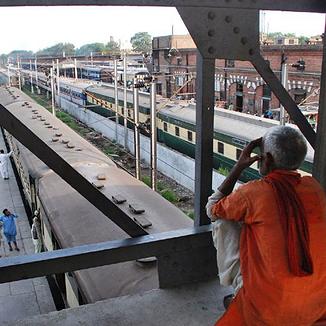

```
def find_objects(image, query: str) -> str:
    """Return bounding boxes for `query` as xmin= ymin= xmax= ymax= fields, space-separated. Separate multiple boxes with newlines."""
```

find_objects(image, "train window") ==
xmin=218 ymin=142 xmax=224 ymax=154
xmin=163 ymin=122 xmax=168 ymax=132
xmin=187 ymin=131 xmax=193 ymax=142
xmin=175 ymin=126 xmax=180 ymax=137
xmin=121 ymin=107 xmax=124 ymax=115
xmin=236 ymin=148 xmax=242 ymax=160
xmin=128 ymin=109 xmax=131 ymax=118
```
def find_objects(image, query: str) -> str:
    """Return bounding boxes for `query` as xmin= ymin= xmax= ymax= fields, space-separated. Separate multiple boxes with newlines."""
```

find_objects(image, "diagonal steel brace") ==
xmin=0 ymin=104 xmax=148 ymax=237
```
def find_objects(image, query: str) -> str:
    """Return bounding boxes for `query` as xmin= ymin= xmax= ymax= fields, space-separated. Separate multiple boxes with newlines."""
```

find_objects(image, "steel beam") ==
xmin=0 ymin=104 xmax=147 ymax=237
xmin=251 ymin=54 xmax=316 ymax=148
xmin=178 ymin=7 xmax=259 ymax=60
xmin=313 ymin=21 xmax=326 ymax=190
xmin=193 ymin=53 xmax=215 ymax=226
xmin=0 ymin=225 xmax=213 ymax=284
xmin=0 ymin=0 xmax=324 ymax=12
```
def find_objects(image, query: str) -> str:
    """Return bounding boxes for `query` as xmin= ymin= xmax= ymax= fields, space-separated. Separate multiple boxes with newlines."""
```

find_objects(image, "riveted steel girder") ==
xmin=0 ymin=0 xmax=324 ymax=13
xmin=178 ymin=8 xmax=259 ymax=60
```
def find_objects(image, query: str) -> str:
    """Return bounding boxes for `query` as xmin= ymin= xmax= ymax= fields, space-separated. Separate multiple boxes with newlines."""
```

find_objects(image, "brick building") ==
xmin=152 ymin=34 xmax=322 ymax=116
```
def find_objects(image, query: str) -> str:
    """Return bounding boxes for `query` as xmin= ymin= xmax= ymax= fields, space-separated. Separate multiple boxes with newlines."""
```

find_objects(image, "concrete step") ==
xmin=8 ymin=279 xmax=231 ymax=326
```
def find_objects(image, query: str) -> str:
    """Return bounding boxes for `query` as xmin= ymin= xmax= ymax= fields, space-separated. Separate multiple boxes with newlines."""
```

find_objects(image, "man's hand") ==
xmin=217 ymin=138 xmax=262 ymax=196
xmin=236 ymin=138 xmax=262 ymax=170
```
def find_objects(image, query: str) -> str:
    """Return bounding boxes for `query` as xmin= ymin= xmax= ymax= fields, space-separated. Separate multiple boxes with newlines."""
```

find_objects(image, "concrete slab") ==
xmin=9 ymin=280 xmax=232 ymax=326
xmin=0 ymin=293 xmax=40 ymax=324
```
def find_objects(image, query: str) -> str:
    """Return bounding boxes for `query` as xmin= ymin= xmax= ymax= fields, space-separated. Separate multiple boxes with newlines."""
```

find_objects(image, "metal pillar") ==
xmin=194 ymin=53 xmax=215 ymax=226
xmin=7 ymin=65 xmax=10 ymax=87
xmin=150 ymin=81 xmax=157 ymax=191
xmin=17 ymin=58 xmax=21 ymax=90
xmin=50 ymin=68 xmax=55 ymax=116
xmin=280 ymin=62 xmax=288 ymax=125
xmin=114 ymin=59 xmax=119 ymax=142
xmin=56 ymin=59 xmax=60 ymax=106
xmin=35 ymin=58 xmax=39 ymax=94
xmin=313 ymin=21 xmax=326 ymax=190
xmin=123 ymin=54 xmax=128 ymax=149
xmin=133 ymin=84 xmax=141 ymax=180
xmin=74 ymin=58 xmax=78 ymax=80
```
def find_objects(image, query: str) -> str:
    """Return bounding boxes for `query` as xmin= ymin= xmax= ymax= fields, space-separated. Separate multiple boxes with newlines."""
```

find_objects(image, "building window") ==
xmin=289 ymin=39 xmax=295 ymax=45
xmin=187 ymin=131 xmax=193 ymax=142
xmin=226 ymin=60 xmax=235 ymax=68
xmin=121 ymin=107 xmax=124 ymax=115
xmin=236 ymin=148 xmax=242 ymax=160
xmin=163 ymin=122 xmax=168 ymax=132
xmin=175 ymin=126 xmax=180 ymax=137
xmin=218 ymin=142 xmax=224 ymax=154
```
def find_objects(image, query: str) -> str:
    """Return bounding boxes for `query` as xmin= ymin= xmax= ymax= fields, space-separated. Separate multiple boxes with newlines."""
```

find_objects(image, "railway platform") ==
xmin=0 ymin=132 xmax=56 ymax=324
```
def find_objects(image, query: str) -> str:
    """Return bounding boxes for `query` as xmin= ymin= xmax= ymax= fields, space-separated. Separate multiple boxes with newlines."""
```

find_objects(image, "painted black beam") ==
xmin=193 ymin=53 xmax=215 ymax=226
xmin=0 ymin=104 xmax=148 ymax=237
xmin=0 ymin=0 xmax=324 ymax=13
xmin=313 ymin=21 xmax=326 ymax=190
xmin=0 ymin=225 xmax=212 ymax=284
xmin=251 ymin=53 xmax=316 ymax=149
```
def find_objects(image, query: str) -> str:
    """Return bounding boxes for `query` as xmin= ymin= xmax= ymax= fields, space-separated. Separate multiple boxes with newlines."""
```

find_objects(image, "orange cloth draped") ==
xmin=264 ymin=170 xmax=313 ymax=276
xmin=212 ymin=173 xmax=326 ymax=325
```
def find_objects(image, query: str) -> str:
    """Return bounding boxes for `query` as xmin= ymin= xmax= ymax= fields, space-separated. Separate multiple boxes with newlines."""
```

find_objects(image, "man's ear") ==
xmin=265 ymin=152 xmax=274 ymax=169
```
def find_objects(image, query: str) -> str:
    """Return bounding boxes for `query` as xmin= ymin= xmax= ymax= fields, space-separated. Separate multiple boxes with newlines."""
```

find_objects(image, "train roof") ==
xmin=0 ymin=86 xmax=192 ymax=302
xmin=159 ymin=102 xmax=314 ymax=162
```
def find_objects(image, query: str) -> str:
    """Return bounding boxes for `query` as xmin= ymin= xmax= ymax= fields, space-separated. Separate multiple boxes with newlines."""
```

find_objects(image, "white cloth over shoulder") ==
xmin=206 ymin=190 xmax=243 ymax=293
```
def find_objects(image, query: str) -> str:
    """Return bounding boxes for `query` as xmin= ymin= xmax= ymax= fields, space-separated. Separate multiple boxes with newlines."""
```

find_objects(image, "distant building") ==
xmin=152 ymin=35 xmax=322 ymax=115
xmin=308 ymin=35 xmax=324 ymax=45
xmin=274 ymin=36 xmax=299 ymax=46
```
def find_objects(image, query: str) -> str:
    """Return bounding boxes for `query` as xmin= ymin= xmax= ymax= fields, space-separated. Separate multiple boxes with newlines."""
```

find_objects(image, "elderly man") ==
xmin=206 ymin=126 xmax=326 ymax=325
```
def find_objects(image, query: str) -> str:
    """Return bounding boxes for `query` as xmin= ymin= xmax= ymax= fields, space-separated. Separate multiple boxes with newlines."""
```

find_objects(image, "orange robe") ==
xmin=212 ymin=175 xmax=326 ymax=326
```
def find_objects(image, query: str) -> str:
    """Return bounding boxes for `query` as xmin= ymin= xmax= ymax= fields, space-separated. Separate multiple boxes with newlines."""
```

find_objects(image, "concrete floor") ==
xmin=0 ymin=133 xmax=56 ymax=324
xmin=10 ymin=279 xmax=231 ymax=326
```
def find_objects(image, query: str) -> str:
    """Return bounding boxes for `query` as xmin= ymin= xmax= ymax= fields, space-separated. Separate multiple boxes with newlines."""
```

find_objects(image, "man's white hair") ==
xmin=263 ymin=126 xmax=307 ymax=170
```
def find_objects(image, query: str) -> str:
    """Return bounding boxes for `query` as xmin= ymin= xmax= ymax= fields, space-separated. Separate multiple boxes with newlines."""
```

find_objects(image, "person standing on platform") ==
xmin=31 ymin=210 xmax=42 ymax=253
xmin=0 ymin=209 xmax=19 ymax=252
xmin=0 ymin=149 xmax=13 ymax=180
xmin=207 ymin=126 xmax=326 ymax=325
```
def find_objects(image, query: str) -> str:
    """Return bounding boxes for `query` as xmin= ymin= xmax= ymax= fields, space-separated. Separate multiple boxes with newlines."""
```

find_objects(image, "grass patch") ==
xmin=160 ymin=188 xmax=179 ymax=203
xmin=141 ymin=175 xmax=151 ymax=187
xmin=218 ymin=166 xmax=229 ymax=176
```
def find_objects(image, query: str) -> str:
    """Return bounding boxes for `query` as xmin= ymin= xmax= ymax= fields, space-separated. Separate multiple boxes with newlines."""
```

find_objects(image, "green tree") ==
xmin=36 ymin=43 xmax=75 ymax=56
xmin=130 ymin=32 xmax=152 ymax=54
xmin=105 ymin=37 xmax=120 ymax=52
xmin=76 ymin=43 xmax=106 ymax=56
xmin=298 ymin=36 xmax=309 ymax=45
xmin=8 ymin=50 xmax=33 ymax=59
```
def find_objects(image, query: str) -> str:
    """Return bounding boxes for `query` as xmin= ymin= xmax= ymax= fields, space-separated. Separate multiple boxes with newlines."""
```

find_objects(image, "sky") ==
xmin=0 ymin=6 xmax=324 ymax=54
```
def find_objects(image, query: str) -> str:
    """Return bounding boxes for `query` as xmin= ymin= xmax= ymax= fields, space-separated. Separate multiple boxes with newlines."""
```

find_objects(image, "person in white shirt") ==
xmin=0 ymin=149 xmax=12 ymax=180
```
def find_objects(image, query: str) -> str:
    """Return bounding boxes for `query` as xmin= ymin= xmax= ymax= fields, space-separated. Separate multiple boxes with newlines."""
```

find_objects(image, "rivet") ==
xmin=208 ymin=11 xmax=215 ymax=20
xmin=241 ymin=37 xmax=248 ymax=45
xmin=208 ymin=29 xmax=215 ymax=37
xmin=225 ymin=16 xmax=232 ymax=23
xmin=233 ymin=27 xmax=240 ymax=34
xmin=208 ymin=46 xmax=215 ymax=54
